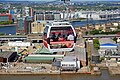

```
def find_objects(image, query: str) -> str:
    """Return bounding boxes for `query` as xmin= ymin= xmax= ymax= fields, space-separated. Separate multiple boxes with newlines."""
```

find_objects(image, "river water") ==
xmin=0 ymin=26 xmax=16 ymax=35
xmin=0 ymin=18 xmax=120 ymax=35
xmin=0 ymin=70 xmax=120 ymax=80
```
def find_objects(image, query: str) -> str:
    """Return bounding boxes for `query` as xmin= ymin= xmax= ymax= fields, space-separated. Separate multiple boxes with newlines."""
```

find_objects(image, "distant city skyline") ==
xmin=0 ymin=0 xmax=120 ymax=1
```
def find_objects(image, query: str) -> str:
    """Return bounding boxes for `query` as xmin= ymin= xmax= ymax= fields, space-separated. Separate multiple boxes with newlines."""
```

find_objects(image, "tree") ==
xmin=0 ymin=33 xmax=5 ymax=35
xmin=90 ymin=30 xmax=100 ymax=35
xmin=113 ymin=38 xmax=117 ymax=43
xmin=93 ymin=38 xmax=99 ymax=50
xmin=0 ymin=21 xmax=13 ymax=25
xmin=85 ymin=31 xmax=88 ymax=35
xmin=117 ymin=26 xmax=120 ymax=29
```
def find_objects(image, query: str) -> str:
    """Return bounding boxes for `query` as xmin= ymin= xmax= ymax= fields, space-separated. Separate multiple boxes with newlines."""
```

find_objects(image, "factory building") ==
xmin=60 ymin=56 xmax=80 ymax=71
xmin=76 ymin=10 xmax=120 ymax=20
xmin=98 ymin=38 xmax=118 ymax=59
xmin=31 ymin=21 xmax=45 ymax=34
xmin=0 ymin=51 xmax=17 ymax=63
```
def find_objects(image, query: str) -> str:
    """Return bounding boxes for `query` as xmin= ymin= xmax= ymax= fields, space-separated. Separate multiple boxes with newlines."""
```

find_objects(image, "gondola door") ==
xmin=43 ymin=26 xmax=49 ymax=48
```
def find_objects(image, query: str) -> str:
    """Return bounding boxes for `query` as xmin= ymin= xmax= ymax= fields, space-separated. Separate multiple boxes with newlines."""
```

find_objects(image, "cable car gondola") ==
xmin=43 ymin=21 xmax=77 ymax=52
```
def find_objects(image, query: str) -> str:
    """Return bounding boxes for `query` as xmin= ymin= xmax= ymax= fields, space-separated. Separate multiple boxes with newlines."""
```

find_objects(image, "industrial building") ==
xmin=60 ymin=56 xmax=80 ymax=71
xmin=31 ymin=21 xmax=45 ymax=34
xmin=24 ymin=54 xmax=64 ymax=63
xmin=98 ymin=38 xmax=118 ymax=58
xmin=75 ymin=10 xmax=120 ymax=20
xmin=23 ymin=46 xmax=64 ymax=63
xmin=0 ymin=51 xmax=17 ymax=63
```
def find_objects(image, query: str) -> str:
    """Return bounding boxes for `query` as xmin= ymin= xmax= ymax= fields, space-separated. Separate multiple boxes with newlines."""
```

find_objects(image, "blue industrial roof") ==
xmin=100 ymin=43 xmax=117 ymax=46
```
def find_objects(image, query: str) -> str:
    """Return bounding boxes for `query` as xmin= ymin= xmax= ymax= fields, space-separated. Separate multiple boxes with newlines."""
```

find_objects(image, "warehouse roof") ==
xmin=34 ymin=46 xmax=53 ymax=54
xmin=62 ymin=56 xmax=76 ymax=62
xmin=0 ymin=51 xmax=14 ymax=58
xmin=99 ymin=38 xmax=116 ymax=44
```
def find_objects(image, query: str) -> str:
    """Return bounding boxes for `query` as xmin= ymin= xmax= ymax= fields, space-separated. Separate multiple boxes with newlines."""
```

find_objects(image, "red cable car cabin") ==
xmin=43 ymin=22 xmax=77 ymax=52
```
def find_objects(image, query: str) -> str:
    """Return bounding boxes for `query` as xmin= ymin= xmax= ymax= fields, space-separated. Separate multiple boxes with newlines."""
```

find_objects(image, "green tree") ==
xmin=85 ymin=31 xmax=88 ymax=35
xmin=0 ymin=33 xmax=5 ymax=35
xmin=117 ymin=26 xmax=120 ymax=29
xmin=0 ymin=21 xmax=13 ymax=25
xmin=93 ymin=38 xmax=99 ymax=50
xmin=90 ymin=30 xmax=100 ymax=35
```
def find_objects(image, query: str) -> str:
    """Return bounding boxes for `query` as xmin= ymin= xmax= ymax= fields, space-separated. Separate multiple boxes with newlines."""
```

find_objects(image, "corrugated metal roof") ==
xmin=25 ymin=57 xmax=53 ymax=60
xmin=24 ymin=57 xmax=54 ymax=63
xmin=62 ymin=56 xmax=76 ymax=62
xmin=34 ymin=46 xmax=53 ymax=54
xmin=99 ymin=38 xmax=116 ymax=44
xmin=24 ymin=54 xmax=64 ymax=62
xmin=0 ymin=51 xmax=13 ymax=58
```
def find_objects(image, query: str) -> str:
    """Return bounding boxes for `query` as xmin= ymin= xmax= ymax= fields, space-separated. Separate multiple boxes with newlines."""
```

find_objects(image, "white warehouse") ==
xmin=76 ymin=10 xmax=120 ymax=20
xmin=60 ymin=56 xmax=80 ymax=71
